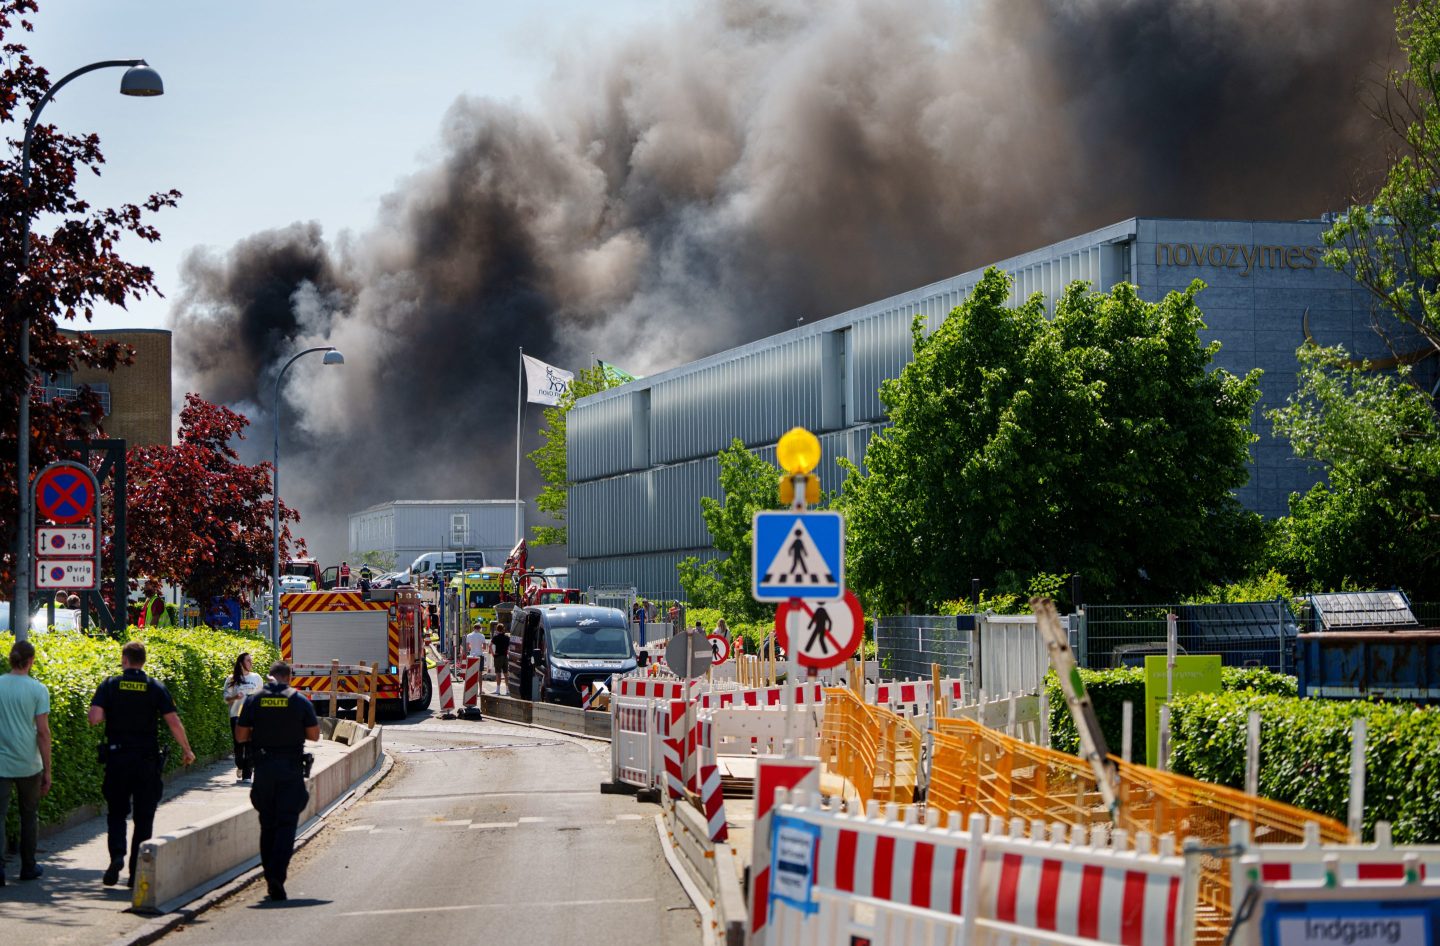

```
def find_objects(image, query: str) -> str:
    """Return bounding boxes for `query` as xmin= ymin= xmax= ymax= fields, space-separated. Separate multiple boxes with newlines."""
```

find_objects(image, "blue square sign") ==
xmin=752 ymin=510 xmax=844 ymax=602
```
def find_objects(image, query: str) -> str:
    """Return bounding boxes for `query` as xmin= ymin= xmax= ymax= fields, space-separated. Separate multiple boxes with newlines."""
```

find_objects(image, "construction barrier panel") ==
xmin=927 ymin=716 xmax=1351 ymax=944
xmin=818 ymin=688 xmax=924 ymax=807
xmin=762 ymin=790 xmax=1199 ymax=946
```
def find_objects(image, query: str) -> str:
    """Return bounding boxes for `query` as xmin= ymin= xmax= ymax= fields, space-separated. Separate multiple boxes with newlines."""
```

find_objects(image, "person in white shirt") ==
xmin=465 ymin=621 xmax=488 ymax=679
xmin=223 ymin=653 xmax=264 ymax=781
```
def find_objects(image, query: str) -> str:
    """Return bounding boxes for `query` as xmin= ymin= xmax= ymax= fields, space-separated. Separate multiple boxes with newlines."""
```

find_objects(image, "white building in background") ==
xmin=348 ymin=500 xmax=523 ymax=573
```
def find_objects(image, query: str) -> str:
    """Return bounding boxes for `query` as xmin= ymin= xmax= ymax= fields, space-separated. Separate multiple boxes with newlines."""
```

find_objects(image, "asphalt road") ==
xmin=162 ymin=711 xmax=701 ymax=946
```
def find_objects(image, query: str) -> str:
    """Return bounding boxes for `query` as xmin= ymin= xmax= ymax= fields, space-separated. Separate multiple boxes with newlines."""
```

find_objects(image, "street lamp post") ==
xmin=11 ymin=60 xmax=164 ymax=640
xmin=269 ymin=347 xmax=344 ymax=643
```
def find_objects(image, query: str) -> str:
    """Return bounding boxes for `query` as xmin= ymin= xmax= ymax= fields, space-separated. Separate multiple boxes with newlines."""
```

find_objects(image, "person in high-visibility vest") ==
xmin=138 ymin=580 xmax=169 ymax=627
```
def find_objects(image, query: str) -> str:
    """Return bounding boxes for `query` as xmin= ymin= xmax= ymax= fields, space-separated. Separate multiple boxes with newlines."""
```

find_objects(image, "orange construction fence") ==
xmin=818 ymin=687 xmax=923 ymax=807
xmin=926 ymin=716 xmax=1349 ymax=943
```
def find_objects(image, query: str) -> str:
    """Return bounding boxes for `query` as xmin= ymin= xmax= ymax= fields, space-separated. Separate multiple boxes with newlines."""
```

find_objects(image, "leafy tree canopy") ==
xmin=359 ymin=549 xmax=397 ymax=572
xmin=1267 ymin=344 xmax=1440 ymax=596
xmin=677 ymin=439 xmax=783 ymax=624
xmin=840 ymin=268 xmax=1263 ymax=613
xmin=121 ymin=394 xmax=302 ymax=604
xmin=1322 ymin=0 xmax=1440 ymax=366
xmin=0 ymin=0 xmax=181 ymax=593
xmin=527 ymin=365 xmax=616 ymax=546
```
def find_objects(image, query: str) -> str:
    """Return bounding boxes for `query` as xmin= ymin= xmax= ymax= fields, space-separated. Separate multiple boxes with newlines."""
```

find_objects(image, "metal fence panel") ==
xmin=873 ymin=615 xmax=974 ymax=693
xmin=1079 ymin=600 xmax=1296 ymax=673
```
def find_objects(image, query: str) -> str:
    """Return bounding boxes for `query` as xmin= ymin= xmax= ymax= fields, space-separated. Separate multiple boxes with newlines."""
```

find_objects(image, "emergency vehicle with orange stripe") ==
xmin=279 ymin=586 xmax=431 ymax=716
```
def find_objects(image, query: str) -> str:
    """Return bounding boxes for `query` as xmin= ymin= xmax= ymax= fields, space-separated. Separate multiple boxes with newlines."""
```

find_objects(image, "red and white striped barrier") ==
xmin=663 ymin=698 xmax=697 ymax=800
xmin=1230 ymin=820 xmax=1440 ymax=888
xmin=699 ymin=682 xmax=824 ymax=710
xmin=462 ymin=656 xmax=480 ymax=707
xmin=435 ymin=660 xmax=456 ymax=716
xmin=749 ymin=758 xmax=821 ymax=944
xmin=615 ymin=677 xmax=692 ymax=701
xmin=699 ymin=763 xmax=727 ymax=842
xmin=762 ymin=796 xmax=1197 ymax=946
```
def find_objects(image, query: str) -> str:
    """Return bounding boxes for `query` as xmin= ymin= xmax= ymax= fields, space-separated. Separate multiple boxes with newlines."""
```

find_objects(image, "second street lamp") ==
xmin=11 ymin=60 xmax=165 ymax=640
xmin=269 ymin=347 xmax=345 ymax=643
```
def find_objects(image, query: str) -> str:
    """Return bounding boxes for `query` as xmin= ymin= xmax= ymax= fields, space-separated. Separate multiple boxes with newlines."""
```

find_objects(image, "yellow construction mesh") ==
xmin=819 ymin=688 xmax=923 ymax=806
xmin=925 ymin=717 xmax=1349 ymax=944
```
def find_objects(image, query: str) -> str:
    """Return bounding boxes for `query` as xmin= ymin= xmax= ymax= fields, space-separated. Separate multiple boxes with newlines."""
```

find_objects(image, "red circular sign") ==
xmin=707 ymin=634 xmax=730 ymax=665
xmin=34 ymin=462 xmax=97 ymax=525
xmin=775 ymin=590 xmax=864 ymax=670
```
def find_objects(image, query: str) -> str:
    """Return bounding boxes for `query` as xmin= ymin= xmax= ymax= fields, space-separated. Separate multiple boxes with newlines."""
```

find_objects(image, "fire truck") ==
xmin=280 ymin=586 xmax=431 ymax=716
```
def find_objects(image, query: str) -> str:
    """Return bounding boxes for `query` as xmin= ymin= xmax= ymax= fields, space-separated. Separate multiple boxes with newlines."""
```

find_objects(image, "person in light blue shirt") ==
xmin=0 ymin=639 xmax=53 ymax=885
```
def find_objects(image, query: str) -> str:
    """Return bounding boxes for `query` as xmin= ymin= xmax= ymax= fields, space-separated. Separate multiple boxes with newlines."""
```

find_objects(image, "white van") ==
xmin=409 ymin=550 xmax=487 ymax=587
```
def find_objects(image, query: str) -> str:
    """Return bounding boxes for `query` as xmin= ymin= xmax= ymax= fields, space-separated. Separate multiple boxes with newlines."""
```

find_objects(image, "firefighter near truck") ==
xmin=279 ymin=586 xmax=431 ymax=717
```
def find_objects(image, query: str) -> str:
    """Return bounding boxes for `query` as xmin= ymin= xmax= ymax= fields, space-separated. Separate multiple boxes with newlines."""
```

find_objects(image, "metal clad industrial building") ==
xmin=566 ymin=216 xmax=1436 ymax=599
xmin=348 ymin=500 xmax=523 ymax=574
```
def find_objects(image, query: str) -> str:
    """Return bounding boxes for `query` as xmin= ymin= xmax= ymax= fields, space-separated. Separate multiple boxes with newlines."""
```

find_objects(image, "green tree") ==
xmin=359 ymin=549 xmax=397 ymax=572
xmin=677 ymin=439 xmax=782 ymax=623
xmin=1266 ymin=343 xmax=1440 ymax=596
xmin=1322 ymin=1 xmax=1440 ymax=366
xmin=840 ymin=268 xmax=1263 ymax=613
xmin=527 ymin=365 xmax=615 ymax=546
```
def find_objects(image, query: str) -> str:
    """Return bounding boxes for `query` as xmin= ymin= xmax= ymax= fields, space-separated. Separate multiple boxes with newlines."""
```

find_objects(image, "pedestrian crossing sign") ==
xmin=751 ymin=510 xmax=844 ymax=602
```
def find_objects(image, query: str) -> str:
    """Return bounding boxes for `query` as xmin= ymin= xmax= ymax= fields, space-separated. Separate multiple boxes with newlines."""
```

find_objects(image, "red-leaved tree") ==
xmin=120 ymin=394 xmax=304 ymax=604
xmin=0 ymin=0 xmax=181 ymax=594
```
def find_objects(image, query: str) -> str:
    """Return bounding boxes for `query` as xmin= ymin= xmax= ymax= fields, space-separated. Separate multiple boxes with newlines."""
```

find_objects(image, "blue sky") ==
xmin=23 ymin=0 xmax=670 ymax=330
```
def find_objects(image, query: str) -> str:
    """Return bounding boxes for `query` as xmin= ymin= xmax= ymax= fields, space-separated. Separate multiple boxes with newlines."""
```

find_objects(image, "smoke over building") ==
xmin=169 ymin=0 xmax=1397 ymax=561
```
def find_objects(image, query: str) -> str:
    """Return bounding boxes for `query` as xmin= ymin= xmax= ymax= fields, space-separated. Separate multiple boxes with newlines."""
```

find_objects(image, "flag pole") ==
xmin=515 ymin=346 xmax=524 ymax=544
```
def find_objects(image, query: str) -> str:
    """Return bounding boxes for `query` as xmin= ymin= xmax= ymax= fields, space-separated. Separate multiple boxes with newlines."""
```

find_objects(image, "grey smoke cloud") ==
xmin=170 ymin=0 xmax=1396 ymax=562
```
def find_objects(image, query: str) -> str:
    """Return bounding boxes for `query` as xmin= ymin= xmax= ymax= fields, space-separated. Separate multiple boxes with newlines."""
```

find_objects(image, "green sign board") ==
xmin=1144 ymin=654 xmax=1222 ymax=767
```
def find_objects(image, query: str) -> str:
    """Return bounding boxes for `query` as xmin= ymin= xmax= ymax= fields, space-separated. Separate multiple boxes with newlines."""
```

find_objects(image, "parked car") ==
xmin=505 ymin=604 xmax=637 ymax=706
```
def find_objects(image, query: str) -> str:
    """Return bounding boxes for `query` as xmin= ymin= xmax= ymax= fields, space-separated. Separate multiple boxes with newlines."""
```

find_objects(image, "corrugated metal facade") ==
xmin=348 ymin=500 xmax=523 ymax=573
xmin=567 ymin=215 xmax=1412 ymax=600
xmin=567 ymin=219 xmax=1140 ymax=598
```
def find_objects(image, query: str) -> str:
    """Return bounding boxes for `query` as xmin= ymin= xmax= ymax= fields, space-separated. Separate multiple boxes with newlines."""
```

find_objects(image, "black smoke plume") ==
xmin=170 ymin=0 xmax=1398 ymax=562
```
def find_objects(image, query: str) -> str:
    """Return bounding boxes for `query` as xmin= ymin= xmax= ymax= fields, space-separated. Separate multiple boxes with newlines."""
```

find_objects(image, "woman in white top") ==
xmin=223 ymin=652 xmax=264 ymax=781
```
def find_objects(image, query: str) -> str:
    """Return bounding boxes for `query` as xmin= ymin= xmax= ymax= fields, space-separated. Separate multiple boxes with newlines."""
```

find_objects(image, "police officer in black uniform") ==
xmin=236 ymin=660 xmax=319 ymax=902
xmin=88 ymin=640 xmax=197 ymax=887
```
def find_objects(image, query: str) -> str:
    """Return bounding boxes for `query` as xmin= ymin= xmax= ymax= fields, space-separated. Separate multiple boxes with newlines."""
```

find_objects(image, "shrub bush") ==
xmin=1044 ymin=666 xmax=1296 ymax=756
xmin=1 ymin=625 xmax=278 ymax=836
xmin=1169 ymin=692 xmax=1440 ymax=843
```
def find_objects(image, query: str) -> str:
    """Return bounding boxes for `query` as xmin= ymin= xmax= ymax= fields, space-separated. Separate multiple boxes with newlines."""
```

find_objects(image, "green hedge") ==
xmin=1044 ymin=666 xmax=1296 ymax=756
xmin=1169 ymin=692 xmax=1440 ymax=843
xmin=1 ymin=625 xmax=279 ymax=836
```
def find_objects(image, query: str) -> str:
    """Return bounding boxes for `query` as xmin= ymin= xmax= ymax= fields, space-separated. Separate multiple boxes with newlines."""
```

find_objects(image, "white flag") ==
xmin=522 ymin=354 xmax=574 ymax=406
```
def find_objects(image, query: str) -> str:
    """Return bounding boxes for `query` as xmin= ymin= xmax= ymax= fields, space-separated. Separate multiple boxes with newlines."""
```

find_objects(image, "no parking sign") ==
xmin=32 ymin=461 xmax=100 ymax=590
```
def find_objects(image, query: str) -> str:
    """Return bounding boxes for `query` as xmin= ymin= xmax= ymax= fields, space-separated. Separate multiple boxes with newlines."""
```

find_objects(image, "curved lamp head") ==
xmin=120 ymin=64 xmax=164 ymax=97
xmin=322 ymin=349 xmax=345 ymax=366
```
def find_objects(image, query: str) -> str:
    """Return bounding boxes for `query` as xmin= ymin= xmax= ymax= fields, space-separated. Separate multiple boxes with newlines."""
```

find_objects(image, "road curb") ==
xmin=105 ymin=750 xmax=396 ymax=946
xmin=654 ymin=812 xmax=716 ymax=946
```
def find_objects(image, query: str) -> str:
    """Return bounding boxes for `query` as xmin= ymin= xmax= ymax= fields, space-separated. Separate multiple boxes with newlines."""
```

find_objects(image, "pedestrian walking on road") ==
xmin=490 ymin=621 xmax=510 ymax=694
xmin=0 ymin=640 xmax=53 ymax=885
xmin=338 ymin=561 xmax=351 ymax=588
xmin=236 ymin=661 xmax=319 ymax=902
xmin=223 ymin=653 xmax=264 ymax=781
xmin=88 ymin=641 xmax=196 ymax=887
